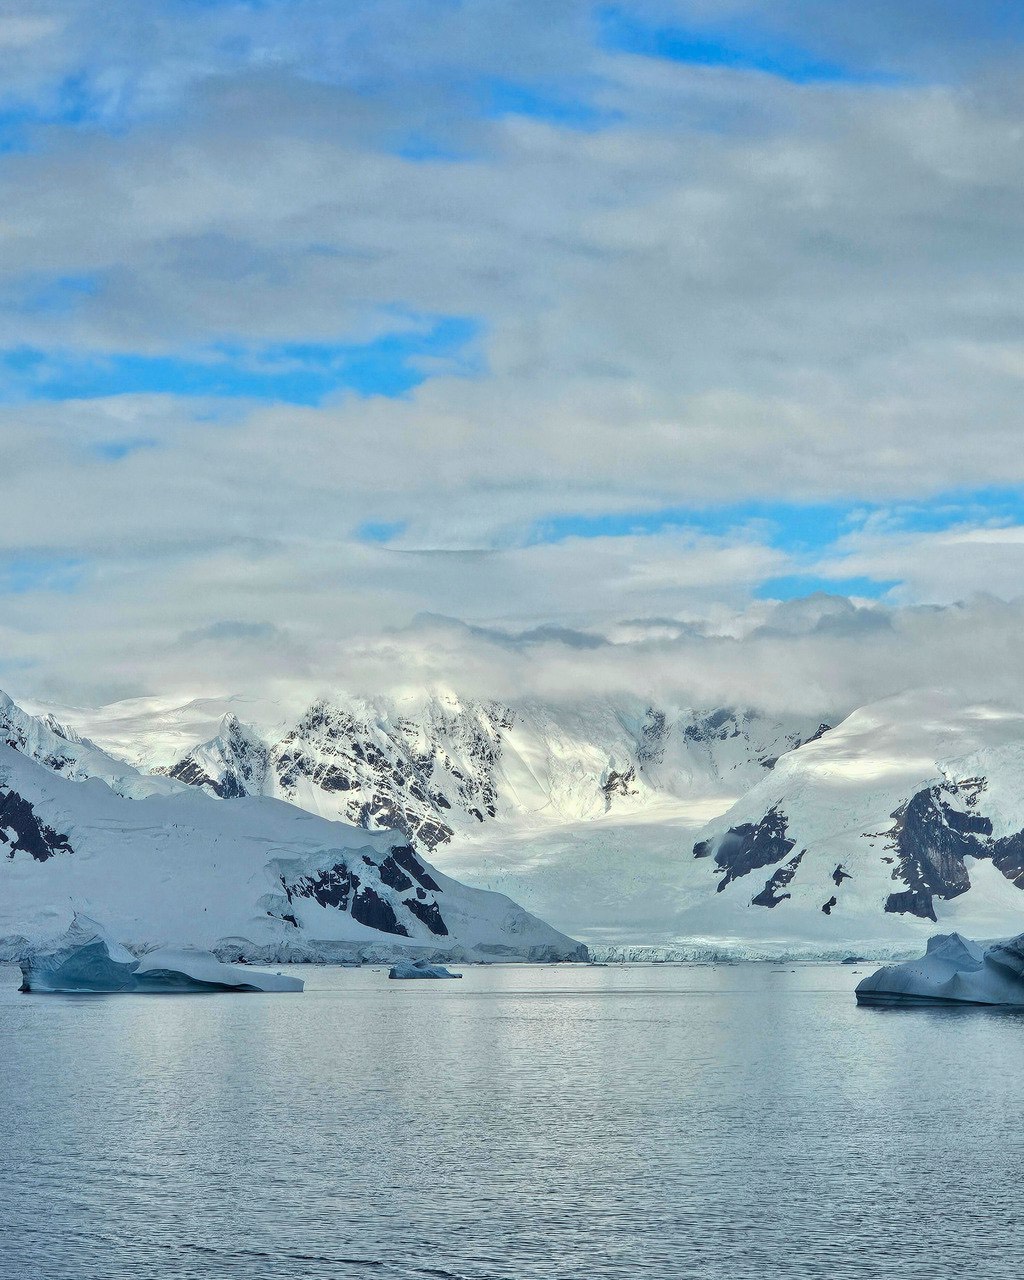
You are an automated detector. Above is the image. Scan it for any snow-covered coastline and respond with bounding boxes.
[7,683,1024,959]
[0,694,586,963]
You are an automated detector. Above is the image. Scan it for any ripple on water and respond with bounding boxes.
[1,962,1022,1279]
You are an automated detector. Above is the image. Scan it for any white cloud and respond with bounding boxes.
[2,3,1024,704]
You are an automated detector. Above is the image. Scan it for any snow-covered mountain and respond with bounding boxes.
[29,687,829,948]
[21,691,295,774]
[27,682,1024,955]
[0,688,181,800]
[0,692,584,962]
[141,692,827,848]
[684,690,1024,951]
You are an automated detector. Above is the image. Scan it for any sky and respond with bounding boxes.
[3,0,1024,714]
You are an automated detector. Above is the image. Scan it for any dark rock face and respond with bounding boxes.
[167,756,245,798]
[637,709,667,767]
[759,723,831,770]
[290,864,359,911]
[821,896,837,915]
[0,711,29,753]
[404,896,449,936]
[390,845,441,892]
[269,699,516,849]
[884,779,1024,920]
[751,850,805,907]
[683,704,808,770]
[990,831,1024,890]
[832,864,852,886]
[376,854,414,893]
[602,766,638,801]
[0,789,72,862]
[282,845,451,939]
[884,786,989,921]
[351,885,407,936]
[696,806,796,892]
[682,707,735,743]
[885,888,936,919]
[165,716,270,799]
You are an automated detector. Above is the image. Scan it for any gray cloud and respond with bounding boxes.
[178,619,289,645]
[1,3,1024,706]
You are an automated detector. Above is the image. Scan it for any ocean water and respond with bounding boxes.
[1,961,1021,1280]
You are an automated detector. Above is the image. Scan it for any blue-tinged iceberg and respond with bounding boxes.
[855,931,1024,1007]
[388,959,462,980]
[20,916,303,993]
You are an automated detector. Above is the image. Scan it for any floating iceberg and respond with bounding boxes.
[855,931,1024,1007]
[20,916,303,993]
[388,959,462,980]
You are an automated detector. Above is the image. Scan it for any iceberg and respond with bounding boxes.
[20,916,303,993]
[855,931,1024,1007]
[388,959,462,980]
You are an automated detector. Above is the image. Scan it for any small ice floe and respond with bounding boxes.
[855,931,1024,1008]
[387,959,462,980]
[19,915,303,993]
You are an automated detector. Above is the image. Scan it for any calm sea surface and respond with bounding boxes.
[1,961,1021,1280]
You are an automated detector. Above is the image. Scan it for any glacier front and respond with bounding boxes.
[388,959,462,979]
[0,712,585,964]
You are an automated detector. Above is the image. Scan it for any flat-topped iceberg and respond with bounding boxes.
[20,916,302,993]
[856,931,1024,1007]
[388,959,462,980]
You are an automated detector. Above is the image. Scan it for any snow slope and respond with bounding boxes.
[684,690,1024,952]
[22,692,295,773]
[102,690,826,848]
[0,689,182,800]
[29,683,1024,955]
[0,733,584,963]
[434,798,725,947]
[55,689,832,944]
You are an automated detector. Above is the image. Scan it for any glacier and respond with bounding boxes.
[14,683,1024,953]
[855,931,1024,1007]
[682,690,1024,952]
[42,688,824,848]
[34,686,834,945]
[0,699,586,963]
[20,917,304,993]
[388,959,462,979]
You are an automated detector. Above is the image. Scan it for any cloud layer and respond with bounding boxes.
[2,1,1024,707]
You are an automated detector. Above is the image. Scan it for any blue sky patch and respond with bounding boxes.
[90,438,159,462]
[529,490,1024,551]
[0,316,482,406]
[390,133,472,162]
[357,520,407,544]
[524,489,1024,597]
[597,7,897,85]
[7,273,101,317]
[529,501,860,551]
[0,556,85,596]
[479,77,618,130]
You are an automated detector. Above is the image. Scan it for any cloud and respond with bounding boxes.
[178,619,289,645]
[1,3,1024,706]
[809,522,1024,604]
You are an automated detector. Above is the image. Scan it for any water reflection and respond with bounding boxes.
[1,962,1021,1279]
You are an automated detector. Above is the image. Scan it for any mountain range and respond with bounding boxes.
[10,683,1024,957]
[0,689,582,962]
